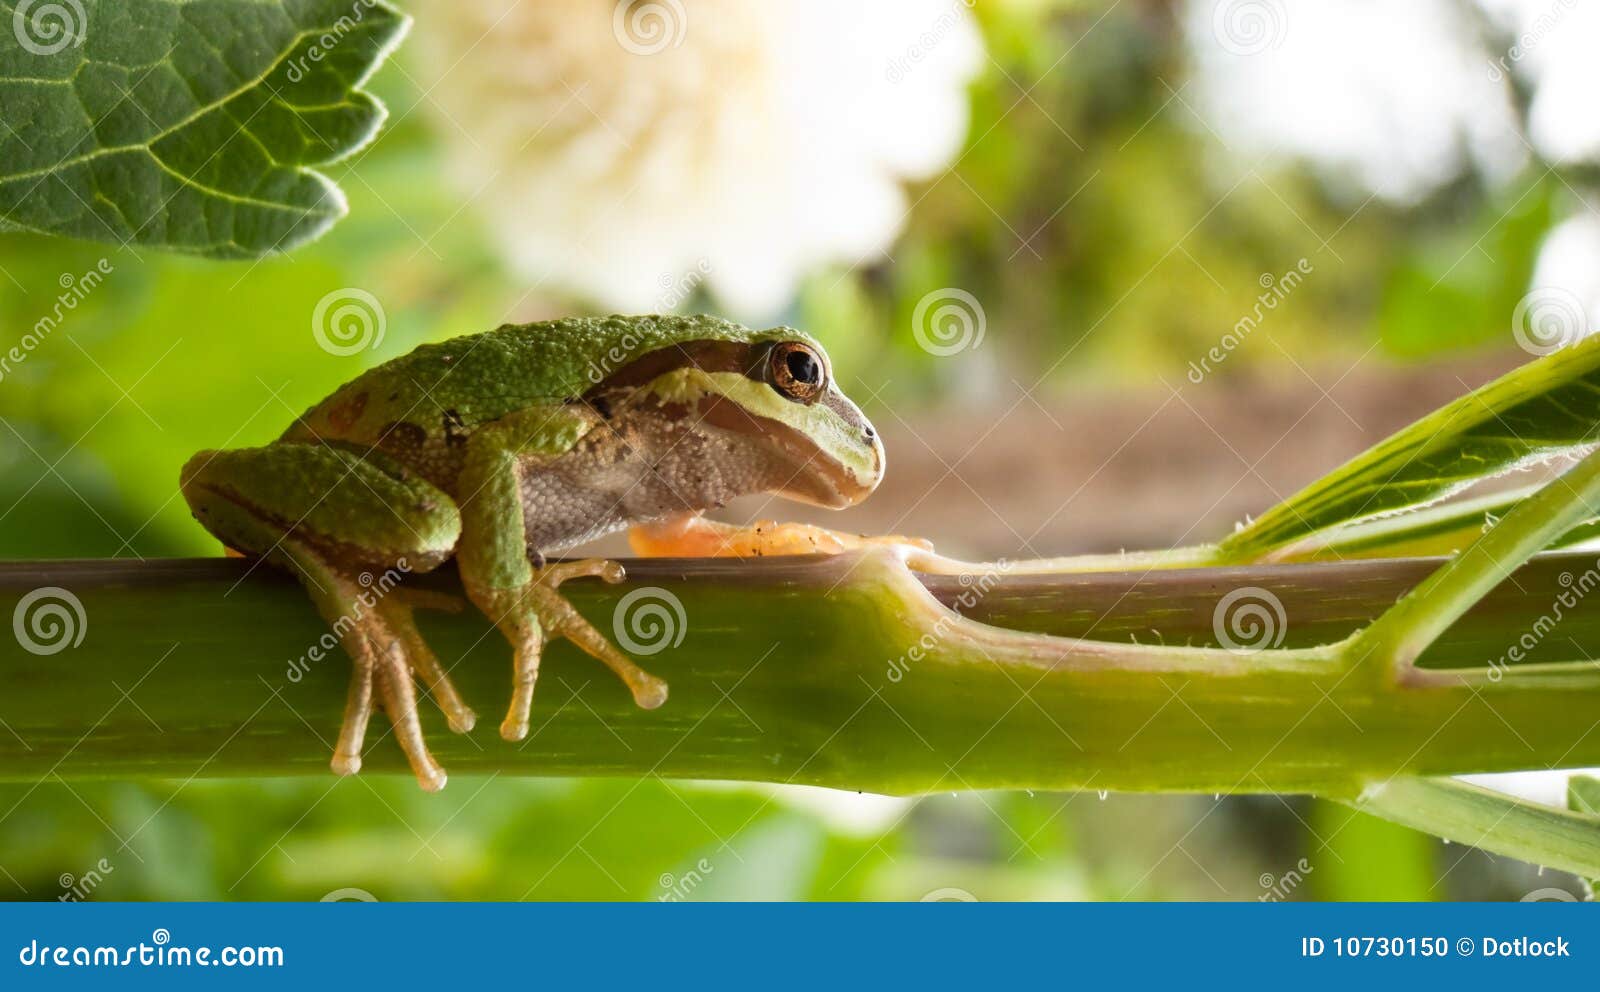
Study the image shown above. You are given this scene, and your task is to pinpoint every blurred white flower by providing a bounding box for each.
[1477,0,1600,164]
[1185,0,1526,203]
[410,0,983,318]
[1527,213,1600,345]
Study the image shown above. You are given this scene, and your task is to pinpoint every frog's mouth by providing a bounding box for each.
[694,394,885,509]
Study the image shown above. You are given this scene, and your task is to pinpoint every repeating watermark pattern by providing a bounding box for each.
[285,0,385,83]
[1487,0,1577,82]
[657,858,713,901]
[58,858,114,902]
[657,257,711,312]
[285,561,410,683]
[1211,0,1288,57]
[911,287,986,357]
[1488,561,1600,681]
[1258,857,1312,902]
[921,886,979,901]
[12,586,87,656]
[612,0,686,56]
[1520,886,1580,902]
[583,318,665,386]
[1212,586,1286,653]
[1187,258,1311,383]
[1511,286,1588,356]
[887,560,1012,682]
[311,287,386,357]
[612,587,687,656]
[12,0,87,56]
[885,0,975,84]
[0,258,113,385]
[319,887,378,902]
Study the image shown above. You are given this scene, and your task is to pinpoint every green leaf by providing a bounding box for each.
[1264,485,1600,562]
[0,0,408,257]
[1219,335,1600,563]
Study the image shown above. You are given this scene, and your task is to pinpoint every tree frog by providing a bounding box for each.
[180,314,891,790]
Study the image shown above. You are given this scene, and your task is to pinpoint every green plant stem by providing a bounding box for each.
[2,552,1599,798]
[1352,447,1600,673]
[1347,778,1600,879]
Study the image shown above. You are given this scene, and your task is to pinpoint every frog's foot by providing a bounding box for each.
[629,514,959,570]
[466,559,668,742]
[321,582,489,792]
[375,594,475,735]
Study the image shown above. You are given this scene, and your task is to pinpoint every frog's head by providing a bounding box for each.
[594,329,885,509]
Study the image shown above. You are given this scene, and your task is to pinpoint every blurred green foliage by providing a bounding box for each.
[1,2,1591,901]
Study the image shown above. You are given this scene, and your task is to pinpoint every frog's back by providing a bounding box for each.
[282,314,792,451]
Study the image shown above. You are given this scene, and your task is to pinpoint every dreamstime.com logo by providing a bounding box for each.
[1259,857,1312,902]
[887,560,1012,682]
[59,858,114,902]
[658,858,713,901]
[12,0,87,55]
[1521,887,1581,902]
[612,0,686,55]
[12,586,87,656]
[1511,286,1589,356]
[284,0,384,82]
[612,587,687,656]
[1187,258,1311,383]
[0,257,114,385]
[1488,561,1600,681]
[1211,0,1287,57]
[1212,586,1286,653]
[1486,0,1576,82]
[885,0,975,84]
[17,930,284,968]
[285,560,410,683]
[911,287,986,357]
[312,287,386,357]
[657,257,711,311]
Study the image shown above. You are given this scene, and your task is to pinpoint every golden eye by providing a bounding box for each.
[768,342,826,403]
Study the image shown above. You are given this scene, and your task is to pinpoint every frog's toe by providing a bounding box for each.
[378,596,476,735]
[541,584,670,711]
[466,565,670,743]
[324,606,455,791]
[373,636,449,792]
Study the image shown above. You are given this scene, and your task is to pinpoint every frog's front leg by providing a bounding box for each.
[180,444,469,790]
[630,514,954,569]
[454,408,668,742]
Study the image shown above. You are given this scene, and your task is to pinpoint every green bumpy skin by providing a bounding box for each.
[286,314,826,448]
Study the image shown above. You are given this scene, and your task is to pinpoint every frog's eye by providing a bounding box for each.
[767,342,826,403]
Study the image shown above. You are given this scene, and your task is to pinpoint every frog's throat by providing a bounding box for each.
[635,368,884,508]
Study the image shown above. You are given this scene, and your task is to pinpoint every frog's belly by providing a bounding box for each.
[518,419,792,553]
[518,456,697,551]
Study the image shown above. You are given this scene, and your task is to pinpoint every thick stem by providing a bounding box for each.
[2,552,1599,796]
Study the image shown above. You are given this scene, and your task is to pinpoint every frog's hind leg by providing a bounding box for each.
[180,444,466,790]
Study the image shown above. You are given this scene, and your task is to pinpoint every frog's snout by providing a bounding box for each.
[843,420,886,506]
[810,414,884,510]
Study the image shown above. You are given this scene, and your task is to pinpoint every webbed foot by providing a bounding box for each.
[465,559,668,743]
